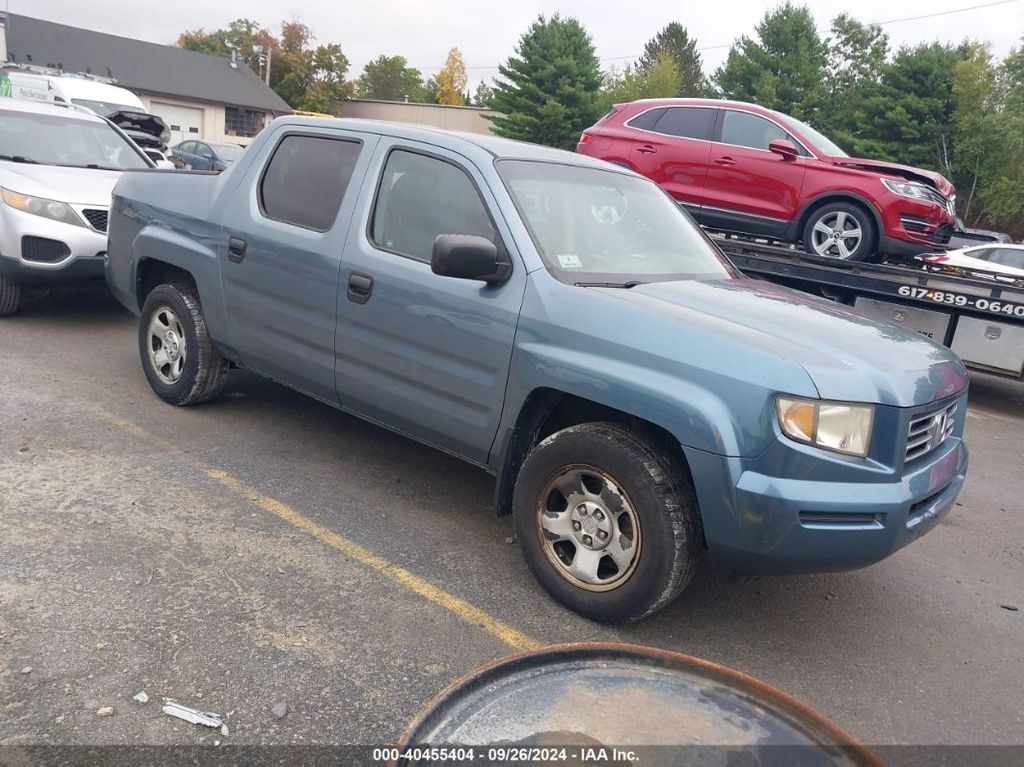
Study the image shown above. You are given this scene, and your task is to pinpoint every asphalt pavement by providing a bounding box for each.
[1,287,1022,748]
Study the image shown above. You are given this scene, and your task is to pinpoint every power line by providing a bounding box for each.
[417,0,1022,73]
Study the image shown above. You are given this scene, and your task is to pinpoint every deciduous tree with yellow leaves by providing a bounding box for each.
[436,47,468,105]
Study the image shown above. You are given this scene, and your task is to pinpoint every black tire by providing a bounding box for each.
[138,283,229,406]
[0,272,21,316]
[801,202,877,262]
[513,422,702,623]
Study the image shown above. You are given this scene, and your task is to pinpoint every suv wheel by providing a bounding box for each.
[803,203,876,261]
[0,273,22,316]
[139,283,229,405]
[513,422,702,623]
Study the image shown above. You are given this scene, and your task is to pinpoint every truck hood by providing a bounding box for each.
[596,278,967,407]
[0,162,121,206]
[826,155,954,197]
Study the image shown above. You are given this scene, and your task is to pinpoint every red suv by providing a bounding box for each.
[577,99,956,261]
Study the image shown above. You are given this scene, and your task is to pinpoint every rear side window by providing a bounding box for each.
[260,134,362,231]
[652,107,716,140]
[371,149,497,263]
[988,249,1024,269]
[720,110,789,150]
[627,108,666,131]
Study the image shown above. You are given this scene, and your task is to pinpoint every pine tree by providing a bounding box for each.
[638,22,706,97]
[488,15,602,149]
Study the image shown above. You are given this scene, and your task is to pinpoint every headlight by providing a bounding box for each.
[881,178,935,202]
[1,188,85,227]
[776,396,874,457]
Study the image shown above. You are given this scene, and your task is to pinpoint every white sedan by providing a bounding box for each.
[925,243,1024,281]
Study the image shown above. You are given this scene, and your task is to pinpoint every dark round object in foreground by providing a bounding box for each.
[398,642,880,767]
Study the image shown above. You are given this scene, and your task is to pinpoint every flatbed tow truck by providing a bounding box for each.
[713,235,1024,381]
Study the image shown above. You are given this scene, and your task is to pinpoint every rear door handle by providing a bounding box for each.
[347,272,373,304]
[714,156,737,166]
[227,236,247,263]
[636,145,657,154]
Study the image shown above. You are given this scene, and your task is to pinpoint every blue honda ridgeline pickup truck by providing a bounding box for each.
[106,117,969,622]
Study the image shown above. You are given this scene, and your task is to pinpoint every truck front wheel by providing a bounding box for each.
[0,272,22,316]
[512,423,702,623]
[138,283,229,406]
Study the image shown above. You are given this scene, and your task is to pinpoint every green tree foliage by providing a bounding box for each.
[714,2,828,120]
[975,43,1024,231]
[472,81,496,108]
[177,19,353,114]
[638,22,706,96]
[488,14,602,149]
[356,55,427,101]
[819,14,888,148]
[598,54,682,112]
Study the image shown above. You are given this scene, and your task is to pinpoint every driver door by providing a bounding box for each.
[334,141,527,465]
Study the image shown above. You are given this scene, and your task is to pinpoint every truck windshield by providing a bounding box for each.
[0,109,150,170]
[497,160,734,284]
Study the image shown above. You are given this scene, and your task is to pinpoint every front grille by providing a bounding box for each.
[81,208,109,232]
[906,401,957,463]
[929,222,953,244]
[22,236,70,263]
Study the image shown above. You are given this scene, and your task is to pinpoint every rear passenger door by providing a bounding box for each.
[628,106,716,215]
[218,127,378,401]
[333,140,527,465]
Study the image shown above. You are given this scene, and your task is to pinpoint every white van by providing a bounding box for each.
[46,76,146,115]
[0,71,56,103]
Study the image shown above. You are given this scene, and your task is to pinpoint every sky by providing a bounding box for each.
[11,0,1024,89]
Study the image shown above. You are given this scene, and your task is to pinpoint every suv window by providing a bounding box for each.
[178,141,194,154]
[628,108,666,132]
[720,110,789,151]
[652,107,716,140]
[371,149,497,263]
[260,134,362,231]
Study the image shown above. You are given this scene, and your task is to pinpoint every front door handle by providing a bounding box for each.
[227,236,247,263]
[636,145,657,154]
[714,156,737,166]
[347,272,373,304]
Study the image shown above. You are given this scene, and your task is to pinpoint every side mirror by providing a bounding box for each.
[768,139,798,161]
[431,234,511,285]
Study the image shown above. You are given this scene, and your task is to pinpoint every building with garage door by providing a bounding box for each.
[1,13,291,145]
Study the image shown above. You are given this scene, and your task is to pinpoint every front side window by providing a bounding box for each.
[0,108,149,170]
[371,149,497,263]
[721,110,789,151]
[497,160,734,284]
[260,134,362,231]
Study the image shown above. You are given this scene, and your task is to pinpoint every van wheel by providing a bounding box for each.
[802,202,876,261]
[513,423,701,623]
[0,273,22,316]
[139,283,228,405]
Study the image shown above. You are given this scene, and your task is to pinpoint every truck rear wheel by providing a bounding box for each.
[512,423,701,623]
[0,273,22,316]
[138,283,228,406]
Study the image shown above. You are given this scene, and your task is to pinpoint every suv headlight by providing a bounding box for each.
[881,178,935,202]
[776,396,874,457]
[1,188,85,227]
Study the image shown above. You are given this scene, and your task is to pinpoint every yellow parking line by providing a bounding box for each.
[205,468,541,652]
[99,407,541,651]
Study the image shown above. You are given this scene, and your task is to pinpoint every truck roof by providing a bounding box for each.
[270,115,618,170]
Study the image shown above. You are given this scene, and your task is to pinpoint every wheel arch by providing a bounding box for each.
[136,258,197,311]
[792,191,883,247]
[491,388,699,526]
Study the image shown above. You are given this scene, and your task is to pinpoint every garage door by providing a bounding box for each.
[150,102,204,146]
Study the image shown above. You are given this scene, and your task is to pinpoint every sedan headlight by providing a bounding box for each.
[1,188,85,227]
[776,396,874,457]
[881,178,935,202]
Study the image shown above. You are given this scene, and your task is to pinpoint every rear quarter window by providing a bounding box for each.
[626,108,666,131]
[260,134,362,232]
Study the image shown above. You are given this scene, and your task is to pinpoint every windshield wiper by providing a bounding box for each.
[574,280,645,288]
[55,163,122,171]
[0,154,39,164]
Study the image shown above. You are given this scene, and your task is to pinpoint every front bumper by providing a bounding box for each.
[877,193,956,256]
[684,395,969,575]
[0,205,108,285]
